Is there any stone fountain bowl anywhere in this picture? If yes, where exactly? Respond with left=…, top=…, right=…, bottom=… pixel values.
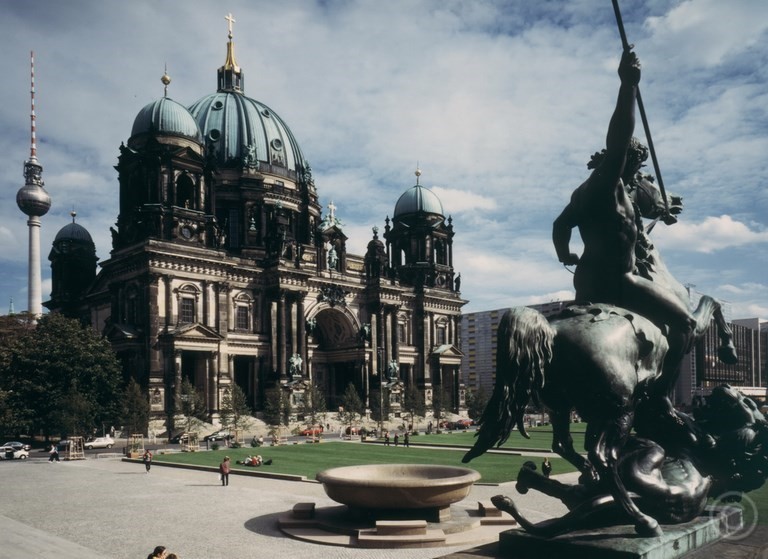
left=315, top=464, right=481, bottom=510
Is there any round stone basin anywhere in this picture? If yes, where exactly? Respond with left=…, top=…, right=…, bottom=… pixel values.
left=315, top=464, right=481, bottom=510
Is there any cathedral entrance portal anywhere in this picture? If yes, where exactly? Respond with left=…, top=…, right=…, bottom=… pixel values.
left=176, top=349, right=218, bottom=417
left=310, top=307, right=365, bottom=412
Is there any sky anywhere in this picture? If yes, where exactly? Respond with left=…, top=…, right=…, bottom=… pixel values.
left=1, top=0, right=767, bottom=321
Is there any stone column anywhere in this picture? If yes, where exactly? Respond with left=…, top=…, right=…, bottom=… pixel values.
left=297, top=294, right=306, bottom=367
left=277, top=291, right=287, bottom=379
left=164, top=275, right=173, bottom=328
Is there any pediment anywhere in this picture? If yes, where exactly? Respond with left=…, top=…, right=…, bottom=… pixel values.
left=104, top=322, right=140, bottom=341
left=432, top=344, right=464, bottom=358
left=164, top=323, right=224, bottom=341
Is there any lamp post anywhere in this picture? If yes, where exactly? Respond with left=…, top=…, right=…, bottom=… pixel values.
left=377, top=348, right=384, bottom=437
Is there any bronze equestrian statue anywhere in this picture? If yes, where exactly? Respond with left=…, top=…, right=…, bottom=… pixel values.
left=464, top=48, right=758, bottom=538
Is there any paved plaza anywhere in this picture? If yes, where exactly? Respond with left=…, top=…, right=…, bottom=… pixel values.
left=2, top=454, right=765, bottom=559
left=0, top=453, right=573, bottom=559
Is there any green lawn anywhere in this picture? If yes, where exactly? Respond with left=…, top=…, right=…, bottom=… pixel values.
left=414, top=425, right=586, bottom=452
left=153, top=440, right=574, bottom=484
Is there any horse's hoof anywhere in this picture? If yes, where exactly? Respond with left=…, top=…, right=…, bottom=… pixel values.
left=636, top=518, right=662, bottom=537
left=718, top=344, right=738, bottom=365
left=491, top=495, right=513, bottom=512
left=515, top=482, right=529, bottom=494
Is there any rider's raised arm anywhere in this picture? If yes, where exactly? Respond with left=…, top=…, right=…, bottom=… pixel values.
left=553, top=199, right=580, bottom=266
left=601, top=49, right=641, bottom=181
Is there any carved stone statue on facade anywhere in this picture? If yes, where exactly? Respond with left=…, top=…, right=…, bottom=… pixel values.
left=289, top=353, right=303, bottom=377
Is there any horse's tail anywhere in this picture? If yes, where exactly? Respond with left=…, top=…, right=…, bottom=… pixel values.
left=463, top=307, right=554, bottom=463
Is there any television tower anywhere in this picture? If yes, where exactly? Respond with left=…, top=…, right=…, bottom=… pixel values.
left=16, top=51, right=51, bottom=320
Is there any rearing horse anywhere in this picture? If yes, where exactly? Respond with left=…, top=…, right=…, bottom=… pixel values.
left=627, top=178, right=737, bottom=441
left=463, top=304, right=670, bottom=536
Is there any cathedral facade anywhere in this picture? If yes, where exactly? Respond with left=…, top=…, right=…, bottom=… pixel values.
left=45, top=26, right=466, bottom=427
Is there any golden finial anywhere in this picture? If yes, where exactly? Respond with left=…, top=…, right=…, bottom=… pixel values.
left=161, top=64, right=171, bottom=97
left=415, top=163, right=422, bottom=185
left=70, top=208, right=77, bottom=223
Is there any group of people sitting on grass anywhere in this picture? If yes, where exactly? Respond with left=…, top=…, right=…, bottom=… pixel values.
left=236, top=454, right=273, bottom=467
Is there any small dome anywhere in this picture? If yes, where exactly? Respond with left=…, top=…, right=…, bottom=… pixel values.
left=130, top=97, right=202, bottom=142
left=189, top=92, right=306, bottom=171
left=393, top=184, right=444, bottom=219
left=55, top=222, right=94, bottom=244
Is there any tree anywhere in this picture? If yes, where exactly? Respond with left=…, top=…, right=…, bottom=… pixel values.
left=403, top=384, right=426, bottom=430
left=175, top=378, right=207, bottom=435
left=339, top=383, right=364, bottom=427
left=465, top=386, right=490, bottom=422
left=262, top=387, right=290, bottom=427
left=219, top=384, right=252, bottom=433
left=300, top=383, right=327, bottom=426
left=120, top=378, right=149, bottom=436
left=369, top=388, right=390, bottom=424
left=432, top=385, right=451, bottom=424
left=1, top=313, right=122, bottom=439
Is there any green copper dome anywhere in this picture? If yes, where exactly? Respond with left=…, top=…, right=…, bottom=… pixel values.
left=188, top=92, right=306, bottom=171
left=393, top=184, right=444, bottom=219
left=130, top=97, right=202, bottom=142
left=54, top=221, right=94, bottom=244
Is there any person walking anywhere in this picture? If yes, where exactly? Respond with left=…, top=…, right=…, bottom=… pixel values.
left=394, top=432, right=399, bottom=447
left=48, top=444, right=60, bottom=462
left=220, top=456, right=231, bottom=486
left=404, top=431, right=410, bottom=448
left=384, top=431, right=390, bottom=446
left=143, top=449, right=152, bottom=473
left=542, top=457, right=553, bottom=478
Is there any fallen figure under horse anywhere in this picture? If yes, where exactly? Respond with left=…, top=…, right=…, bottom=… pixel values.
left=462, top=305, right=766, bottom=537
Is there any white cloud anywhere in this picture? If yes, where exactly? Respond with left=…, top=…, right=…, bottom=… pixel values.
left=0, top=0, right=765, bottom=322
left=653, top=215, right=768, bottom=253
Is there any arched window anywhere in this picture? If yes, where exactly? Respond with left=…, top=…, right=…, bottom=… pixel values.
left=175, top=284, right=200, bottom=324
left=233, top=292, right=253, bottom=331
left=176, top=173, right=195, bottom=209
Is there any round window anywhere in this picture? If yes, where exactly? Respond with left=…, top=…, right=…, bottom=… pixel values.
left=271, top=138, right=283, bottom=150
left=212, top=100, right=224, bottom=110
left=208, top=129, right=221, bottom=141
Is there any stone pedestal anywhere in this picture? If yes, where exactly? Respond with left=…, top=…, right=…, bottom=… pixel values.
left=498, top=506, right=742, bottom=559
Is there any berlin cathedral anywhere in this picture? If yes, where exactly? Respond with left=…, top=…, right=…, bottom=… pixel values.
left=44, top=23, right=466, bottom=428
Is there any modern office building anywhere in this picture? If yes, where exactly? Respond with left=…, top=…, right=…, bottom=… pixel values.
left=461, top=297, right=766, bottom=406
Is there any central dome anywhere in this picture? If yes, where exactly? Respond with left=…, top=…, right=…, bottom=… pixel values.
left=189, top=92, right=305, bottom=171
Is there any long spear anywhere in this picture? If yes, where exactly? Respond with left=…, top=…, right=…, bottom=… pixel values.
left=611, top=0, right=669, bottom=216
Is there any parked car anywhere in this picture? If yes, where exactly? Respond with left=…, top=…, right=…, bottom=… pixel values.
left=84, top=436, right=115, bottom=450
left=2, top=441, right=31, bottom=452
left=0, top=446, right=29, bottom=460
left=455, top=418, right=475, bottom=428
left=203, top=430, right=232, bottom=442
left=170, top=432, right=191, bottom=444
left=300, top=426, right=323, bottom=436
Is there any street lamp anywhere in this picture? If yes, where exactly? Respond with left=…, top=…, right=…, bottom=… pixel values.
left=377, top=348, right=384, bottom=437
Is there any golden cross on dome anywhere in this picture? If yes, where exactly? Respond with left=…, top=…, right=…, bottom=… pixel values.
left=225, top=13, right=236, bottom=39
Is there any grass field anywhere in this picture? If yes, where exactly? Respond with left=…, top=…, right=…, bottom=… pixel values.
left=153, top=440, right=574, bottom=484
left=413, top=425, right=586, bottom=452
